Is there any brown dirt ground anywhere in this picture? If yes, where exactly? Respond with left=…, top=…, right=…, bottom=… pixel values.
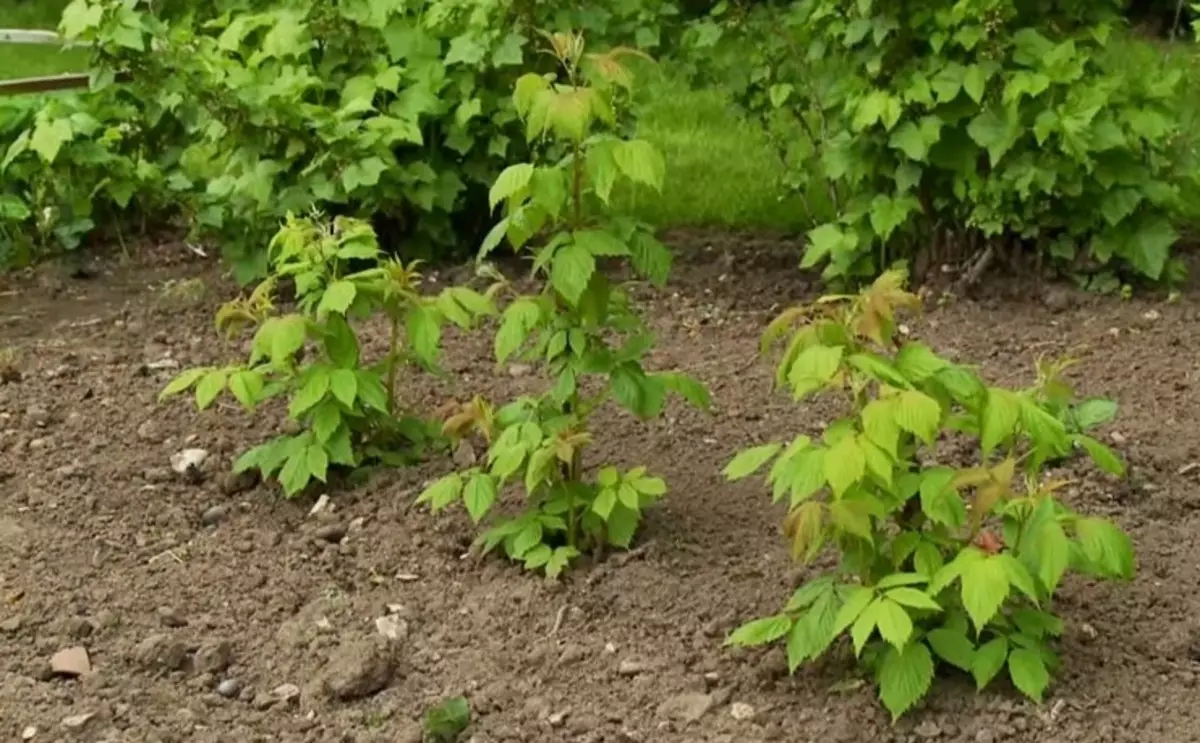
left=2, top=234, right=1200, bottom=743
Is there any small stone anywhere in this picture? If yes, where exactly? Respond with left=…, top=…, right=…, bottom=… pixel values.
left=308, top=494, right=331, bottom=517
left=170, top=448, right=209, bottom=481
left=915, top=720, right=941, bottom=739
left=60, top=713, right=95, bottom=730
left=396, top=573, right=420, bottom=582
left=218, top=470, right=258, bottom=496
left=64, top=617, right=93, bottom=640
left=314, top=523, right=348, bottom=543
left=374, top=615, right=407, bottom=642
left=507, top=363, right=533, bottom=377
left=317, top=638, right=396, bottom=701
left=200, top=505, right=229, bottom=527
left=1, top=616, right=22, bottom=634
left=452, top=440, right=477, bottom=468
left=657, top=693, right=714, bottom=723
left=974, top=731, right=996, bottom=743
left=157, top=607, right=187, bottom=628
left=20, top=726, right=35, bottom=740
left=194, top=640, right=232, bottom=673
left=617, top=659, right=649, bottom=676
left=548, top=711, right=568, bottom=728
left=134, top=634, right=189, bottom=670
left=50, top=646, right=91, bottom=677
left=558, top=645, right=588, bottom=666
left=1110, top=431, right=1127, bottom=445
left=730, top=702, right=755, bottom=721
left=216, top=679, right=242, bottom=698
left=272, top=683, right=300, bottom=705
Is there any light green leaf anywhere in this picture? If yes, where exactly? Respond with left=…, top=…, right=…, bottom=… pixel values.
left=1075, top=517, right=1134, bottom=579
left=971, top=637, right=1008, bottom=690
left=961, top=557, right=1010, bottom=633
left=967, top=107, right=1020, bottom=166
left=787, top=344, right=844, bottom=400
left=488, top=163, right=534, bottom=211
left=305, top=445, right=329, bottom=482
left=824, top=435, right=865, bottom=496
left=894, top=389, right=941, bottom=444
left=342, top=157, right=388, bottom=193
left=494, top=298, right=541, bottom=363
left=895, top=343, right=948, bottom=381
left=463, top=473, right=497, bottom=523
left=195, top=369, right=228, bottom=410
left=726, top=615, right=792, bottom=647
left=550, top=242, right=595, bottom=305
left=228, top=370, right=264, bottom=410
left=545, top=545, right=579, bottom=578
left=981, top=388, right=1021, bottom=455
left=878, top=642, right=934, bottom=721
left=1075, top=434, right=1124, bottom=476
left=573, top=229, right=629, bottom=257
left=290, top=370, right=331, bottom=417
left=406, top=304, right=442, bottom=366
left=874, top=598, right=915, bottom=649
left=416, top=472, right=464, bottom=510
left=724, top=443, right=782, bottom=481
left=963, top=64, right=990, bottom=103
left=831, top=585, right=875, bottom=637
left=926, top=627, right=975, bottom=671
left=1007, top=648, right=1050, bottom=702
left=29, top=117, right=72, bottom=164
left=886, top=588, right=942, bottom=612
left=159, top=368, right=209, bottom=401
left=318, top=280, right=357, bottom=316
left=613, top=139, right=665, bottom=191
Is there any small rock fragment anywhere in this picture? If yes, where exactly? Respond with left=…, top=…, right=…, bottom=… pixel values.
left=452, top=440, right=477, bottom=467
left=170, top=448, right=209, bottom=481
left=915, top=720, right=941, bottom=739
left=0, top=616, right=22, bottom=634
left=200, top=505, right=229, bottom=527
left=317, top=638, right=396, bottom=701
left=216, top=679, right=242, bottom=698
left=558, top=645, right=587, bottom=666
left=194, top=640, right=232, bottom=674
left=157, top=606, right=187, bottom=628
left=507, top=363, right=533, bottom=378
left=374, top=615, right=407, bottom=643
left=548, top=710, right=568, bottom=728
left=657, top=693, right=714, bottom=723
left=60, top=713, right=94, bottom=730
left=308, top=494, right=331, bottom=517
left=272, top=683, right=300, bottom=705
left=21, top=726, right=35, bottom=740
left=134, top=634, right=189, bottom=671
left=218, top=470, right=258, bottom=496
left=617, top=659, right=648, bottom=676
left=50, top=646, right=91, bottom=677
left=730, top=702, right=755, bottom=721
left=314, top=523, right=347, bottom=543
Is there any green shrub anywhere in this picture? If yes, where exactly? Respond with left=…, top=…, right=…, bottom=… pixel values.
left=417, top=33, right=709, bottom=577
left=724, top=270, right=1134, bottom=719
left=689, top=0, right=1192, bottom=287
left=159, top=213, right=497, bottom=496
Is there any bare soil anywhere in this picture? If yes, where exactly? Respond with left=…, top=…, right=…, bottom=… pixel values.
left=2, top=234, right=1200, bottom=743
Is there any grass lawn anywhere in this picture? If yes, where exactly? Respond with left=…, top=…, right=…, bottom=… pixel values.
left=0, top=0, right=87, bottom=81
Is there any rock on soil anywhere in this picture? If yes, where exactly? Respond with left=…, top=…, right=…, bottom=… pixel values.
left=657, top=693, right=714, bottom=723
left=49, top=646, right=91, bottom=677
left=314, top=637, right=398, bottom=702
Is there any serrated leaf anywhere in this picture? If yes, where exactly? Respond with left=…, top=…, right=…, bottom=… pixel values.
left=613, top=139, right=665, bottom=191
left=489, top=163, right=534, bottom=211
left=318, top=280, right=357, bottom=316
left=874, top=598, right=915, bottom=649
left=1075, top=435, right=1124, bottom=476
left=406, top=304, right=442, bottom=367
left=545, top=545, right=579, bottom=578
left=195, top=369, right=228, bottom=410
left=329, top=369, right=358, bottom=407
left=416, top=473, right=464, bottom=510
left=593, top=487, right=617, bottom=519
left=463, top=473, right=497, bottom=523
left=494, top=299, right=541, bottom=363
left=228, top=370, right=264, bottom=410
left=961, top=557, right=1010, bottom=633
left=877, top=573, right=928, bottom=589
left=997, top=553, right=1040, bottom=603
left=574, top=229, right=629, bottom=257
left=1007, top=648, right=1050, bottom=702
left=159, top=368, right=210, bottom=401
left=1027, top=518, right=1070, bottom=593
left=981, top=388, right=1021, bottom=455
left=863, top=398, right=901, bottom=456
left=926, top=628, right=975, bottom=671
left=1075, top=517, right=1134, bottom=579
left=305, top=445, right=329, bottom=482
left=787, top=344, right=844, bottom=400
left=831, top=586, right=875, bottom=638
left=824, top=435, right=865, bottom=496
left=886, top=588, right=942, bottom=612
left=30, top=117, right=72, bottom=164
left=550, top=242, right=595, bottom=306
left=726, top=615, right=792, bottom=647
left=919, top=468, right=965, bottom=527
left=725, top=443, right=781, bottom=480
left=895, top=390, right=941, bottom=444
left=971, top=637, right=1008, bottom=689
left=895, top=343, right=948, bottom=381
left=878, top=642, right=934, bottom=720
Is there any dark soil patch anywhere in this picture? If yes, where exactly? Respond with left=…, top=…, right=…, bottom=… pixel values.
left=2, top=235, right=1200, bottom=743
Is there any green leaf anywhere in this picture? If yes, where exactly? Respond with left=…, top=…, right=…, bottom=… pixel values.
left=963, top=64, right=990, bottom=104
left=787, top=344, right=844, bottom=400
left=1073, top=399, right=1118, bottom=430
left=868, top=194, right=916, bottom=241
left=926, top=628, right=975, bottom=671
left=159, top=368, right=209, bottom=401
left=894, top=390, right=941, bottom=444
left=876, top=573, right=928, bottom=589
left=550, top=242, right=595, bottom=306
left=1027, top=519, right=1071, bottom=594
left=494, top=299, right=541, bottom=363
left=888, top=117, right=942, bottom=162
left=803, top=223, right=857, bottom=268
left=613, top=139, right=665, bottom=191
left=228, top=370, right=264, bottom=410
left=605, top=503, right=640, bottom=548
left=406, top=304, right=442, bottom=366
left=574, top=229, right=628, bottom=257
left=489, top=163, right=534, bottom=211
left=424, top=696, right=470, bottom=740
left=961, top=557, right=1010, bottom=633
left=342, top=157, right=388, bottom=193
left=726, top=615, right=791, bottom=647
left=919, top=468, right=965, bottom=527
left=824, top=435, right=865, bottom=496
left=831, top=585, right=875, bottom=637
left=724, top=443, right=782, bottom=481
left=290, top=369, right=331, bottom=417
left=971, top=637, right=1009, bottom=689
left=1007, top=648, right=1050, bottom=702
left=329, top=369, right=358, bottom=407
left=30, top=117, right=72, bottom=164
left=981, top=388, right=1021, bottom=455
left=305, top=445, right=329, bottom=482
left=463, top=473, right=497, bottom=523
left=312, top=403, right=341, bottom=442
left=1075, top=435, right=1124, bottom=476
left=878, top=642, right=934, bottom=721
left=895, top=343, right=948, bottom=381
left=886, top=588, right=942, bottom=612
left=967, top=107, right=1020, bottom=166
left=1075, top=517, right=1134, bottom=579
left=417, top=473, right=465, bottom=511
left=545, top=545, right=579, bottom=578
left=317, top=280, right=356, bottom=316
left=874, top=598, right=914, bottom=649
left=1126, top=218, right=1177, bottom=280
left=593, top=487, right=617, bottom=520
left=195, top=369, right=228, bottom=410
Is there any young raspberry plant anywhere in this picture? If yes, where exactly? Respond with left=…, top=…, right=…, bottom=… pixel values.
left=416, top=32, right=709, bottom=578
left=160, top=212, right=497, bottom=496
left=723, top=270, right=1134, bottom=720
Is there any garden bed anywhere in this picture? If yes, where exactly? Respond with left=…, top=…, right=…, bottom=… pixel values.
left=1, top=235, right=1198, bottom=743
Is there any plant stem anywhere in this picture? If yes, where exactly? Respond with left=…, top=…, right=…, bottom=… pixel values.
left=386, top=313, right=400, bottom=417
